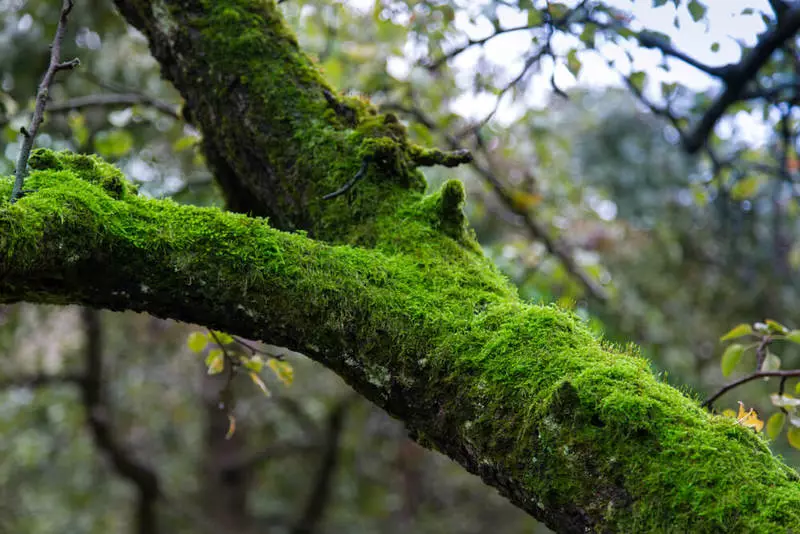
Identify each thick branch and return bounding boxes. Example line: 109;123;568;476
1;152;799;532
684;7;800;153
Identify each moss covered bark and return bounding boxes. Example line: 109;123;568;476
2;150;800;532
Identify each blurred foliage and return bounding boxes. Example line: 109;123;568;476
2;0;800;532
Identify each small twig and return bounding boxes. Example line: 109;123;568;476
323;158;370;200
702;369;800;409
11;0;79;203
46;92;180;119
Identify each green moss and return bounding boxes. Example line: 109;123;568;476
20;0;800;530
3;151;800;532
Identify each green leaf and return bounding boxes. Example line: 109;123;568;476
766;412;786;440
629;71;646;92
653;0;668;6
95;129;134;159
730;176;762;200
720;323;753;341
720;344;744;377
788;427;800;449
527;9;543;26
687;0;707;22
244;356;264;373
579;25;596;47
786;330;800;344
206;349;225;375
187;331;208;353
211;331;234;345
566;49;582;78
766;320;788;334
710;42;720;53
762;352;781;372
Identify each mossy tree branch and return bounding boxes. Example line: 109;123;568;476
1;151;800;532
3;0;799;532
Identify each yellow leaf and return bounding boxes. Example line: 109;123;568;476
225;413;236;440
736;402;764;432
211;331;234;345
788;427;800;449
206;349;224;375
268;359;294;386
187;331;208;353
249;372;271;397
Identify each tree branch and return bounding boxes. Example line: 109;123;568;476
684;6;800;153
2;149;799;531
46;93;181;120
80;308;161;534
291;397;353;534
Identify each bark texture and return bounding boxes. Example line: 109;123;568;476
1;1;799;532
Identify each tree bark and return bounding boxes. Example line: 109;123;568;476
1;1;799;532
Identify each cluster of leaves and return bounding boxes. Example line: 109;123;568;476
186;330;294;438
718;320;800;449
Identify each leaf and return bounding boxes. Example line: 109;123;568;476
720;324;753;341
211;331;234;345
629;71;646;92
769;394;800;408
206;349;225;375
762;352;781;372
788;427;800;449
720;344;744;377
687;0;707;22
95;129;134;159
765;320;788;334
268;359;294;386
786;330;800;344
566;49;582;78
225;413;236;440
187;331;208;353
766;412;786;440
730;176;762;200
736;402;764;432
710;42;720;53
249;372;271;397
244;356;264;373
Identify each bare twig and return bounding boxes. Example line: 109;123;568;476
11;0;80;203
702;369;800;409
47;92;180;119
